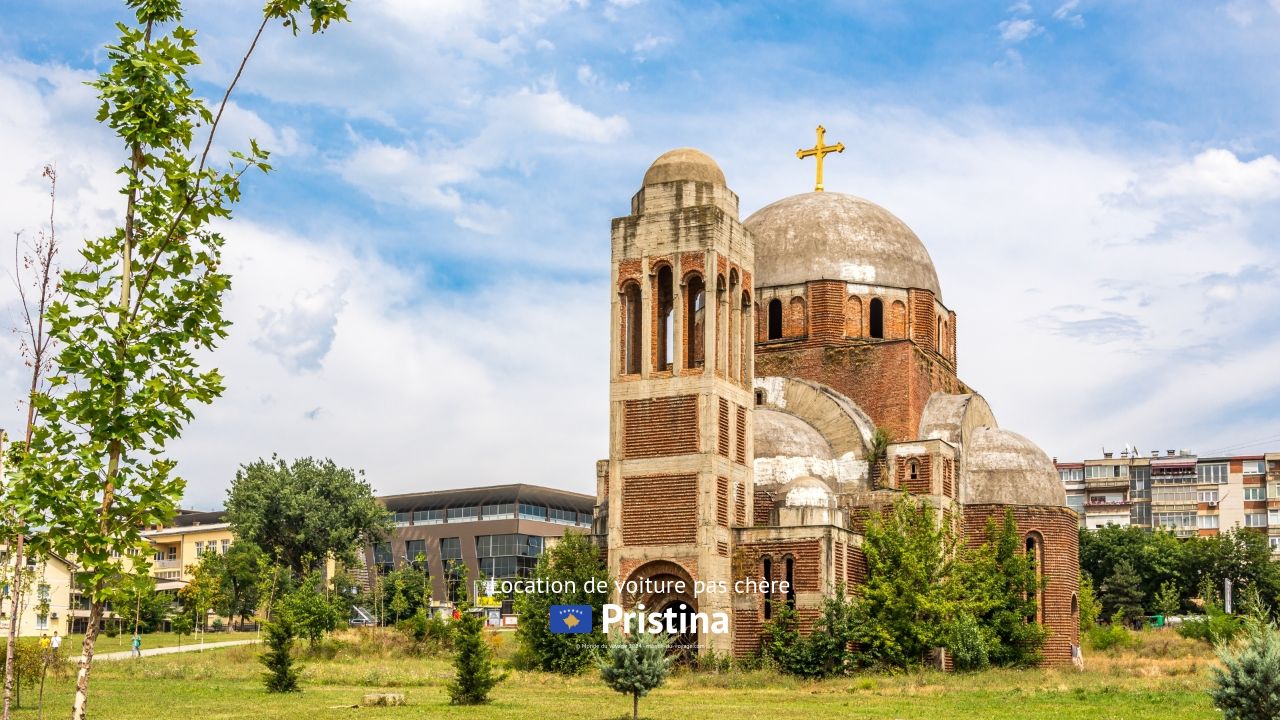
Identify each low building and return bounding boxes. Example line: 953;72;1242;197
361;484;595;607
1;544;76;637
143;510;235;588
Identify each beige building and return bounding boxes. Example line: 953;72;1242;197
1;545;76;637
143;510;235;589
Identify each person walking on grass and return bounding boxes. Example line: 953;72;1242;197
131;633;142;658
50;631;62;652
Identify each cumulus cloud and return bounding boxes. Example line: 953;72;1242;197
999;17;1044;42
633;34;671;59
1052;0;1084;26
254;278;349;372
1140;149;1280;202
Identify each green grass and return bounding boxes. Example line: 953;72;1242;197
6;629;1218;720
54;630;259;655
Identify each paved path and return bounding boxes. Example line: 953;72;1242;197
84;639;258;662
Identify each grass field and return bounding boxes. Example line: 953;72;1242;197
6;629;1219;720
56;631;260;655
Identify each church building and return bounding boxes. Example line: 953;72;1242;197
593;137;1080;667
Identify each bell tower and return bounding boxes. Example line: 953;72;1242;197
605;148;754;653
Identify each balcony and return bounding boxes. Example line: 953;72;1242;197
1085;477;1130;489
154;558;182;570
1085;500;1132;508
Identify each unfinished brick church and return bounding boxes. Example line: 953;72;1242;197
592;145;1081;666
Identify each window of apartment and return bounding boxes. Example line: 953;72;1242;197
413;509;444;525
373;542;393;574
1242;460;1266;475
405;539;427;565
519;503;547;521
440;538;462;561
1197;463;1228;484
481;503;515;520
1153;487;1195;504
548;507;578;525
1198;514;1220;529
35;614;47;630
1246;513;1268;528
1059;468;1084;483
221;539;230;554
194;541;204;556
446;506;477;523
394;512;412;527
1269;509;1280;525
1085;464;1128;479
1066;495;1084;512
1153;511;1196;530
1270;537;1280;553
1198;490;1219;503
1244;486;1267;501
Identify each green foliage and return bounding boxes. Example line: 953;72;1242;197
1078;574;1101;632
108;573;171;633
280;573;346;648
958;510;1047;667
1176;601;1242;645
1085;613;1135;652
598;633;672;720
260;616;301;693
1209;620;1280;720
1153;580;1182;618
1099;558;1146;624
200;541;268;626
850;495;958;669
448;610;504;705
169;611;194;646
379;566;428;623
400;609;453;656
512;531;611;674
224;456;391;577
0;638;43;707
947;613;990;672
760;586;859;678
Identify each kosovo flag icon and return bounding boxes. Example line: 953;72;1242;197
550;605;593;634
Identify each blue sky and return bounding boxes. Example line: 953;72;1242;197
2;0;1279;508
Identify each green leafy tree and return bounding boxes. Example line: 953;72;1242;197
224;456;391;577
280;574;345;648
513;531;611;674
760;586;858;678
7;3;350;717
260;615;301;693
210;542;267;628
1209;620;1280;720
1099;558;1146;625
1078;574;1101;632
599;633;672;720
109;574;171;634
380;566;428;623
448;604;504;704
169;612;194;649
1153;580;1182;618
851;495;959;669
760;600;814;676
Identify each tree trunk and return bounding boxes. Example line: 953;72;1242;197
632;692;638;720
2;530;25;720
70;600;104;720
37;660;47;720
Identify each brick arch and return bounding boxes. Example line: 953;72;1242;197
845;295;863;337
787;296;807;337
888;299;907;338
622;559;698;609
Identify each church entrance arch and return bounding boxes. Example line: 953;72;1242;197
622;560;700;659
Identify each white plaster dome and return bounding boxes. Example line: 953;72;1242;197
962;426;1067;507
754;409;834;460
778;475;834;508
745;191;942;296
643;147;726;187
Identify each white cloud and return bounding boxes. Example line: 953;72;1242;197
492;87;629;142
1008;0;1033;13
253;278;349;372
633;34;671;59
1139;148;1280;202
215;101;309;159
998;17;1044;42
1052;0;1084;26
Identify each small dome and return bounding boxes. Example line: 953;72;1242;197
779;476;834;508
745;191;941;296
963;427;1067;507
643;148;726;187
754;409;834;460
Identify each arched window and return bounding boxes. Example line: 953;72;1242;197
846;295;863;337
767;298;783;340
890;300;907;338
621;282;642;375
686;274;706;368
655;265;673;371
762;556;773;619
909;460;919;481
869;298;884;339
1026;533;1044;623
937;316;943;352
788;296;807;337
784;556;796;608
726;272;737;378
741;291;752;385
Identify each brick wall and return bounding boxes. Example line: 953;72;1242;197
718;398;731;457
807;280;845;341
622;474;698;545
908;289;936;348
731;538;823;656
623;395;698;458
963;504;1080;668
735;404;748;465
897;455;933;495
717;476;730;526
754;489;775;526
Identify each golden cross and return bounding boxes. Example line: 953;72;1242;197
796;125;844;192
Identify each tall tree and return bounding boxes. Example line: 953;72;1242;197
9;4;350;718
224;456;390;577
1100;558;1146;623
958;509;1047;667
512;531;611;674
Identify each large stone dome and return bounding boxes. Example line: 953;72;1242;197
745;191;941;296
962;426;1067;507
643;148;725;187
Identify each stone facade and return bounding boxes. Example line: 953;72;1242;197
596;148;1081;667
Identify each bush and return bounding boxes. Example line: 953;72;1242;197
400;609;453;656
1209;621;1280;720
512;531;610;674
1085;615;1135;652
1177;604;1243;645
448;611;504;705
948;613;990;671
599;633;672;720
260;616;301;693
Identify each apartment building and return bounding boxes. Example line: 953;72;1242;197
1059;449;1280;554
0;545;76;637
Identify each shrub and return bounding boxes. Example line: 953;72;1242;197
599;633;672;720
948;613;990;672
401;609;453;656
260;616;301;693
1209;621;1280;720
448;611;504;704
512;531;610;674
1085;614;1134;652
1177;603;1243;645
